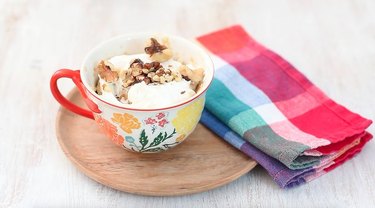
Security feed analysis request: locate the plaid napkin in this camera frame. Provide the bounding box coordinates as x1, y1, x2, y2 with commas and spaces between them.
197, 25, 372, 188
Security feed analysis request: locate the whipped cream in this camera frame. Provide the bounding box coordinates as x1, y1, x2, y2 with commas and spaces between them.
128, 81, 196, 108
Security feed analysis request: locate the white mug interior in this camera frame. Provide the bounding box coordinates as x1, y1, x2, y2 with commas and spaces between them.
80, 33, 214, 110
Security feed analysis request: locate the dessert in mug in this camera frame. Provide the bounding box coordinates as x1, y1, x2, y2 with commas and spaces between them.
94, 37, 205, 108
50, 34, 213, 153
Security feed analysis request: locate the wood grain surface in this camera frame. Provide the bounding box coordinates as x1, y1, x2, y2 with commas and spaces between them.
56, 89, 256, 196
0, 0, 374, 207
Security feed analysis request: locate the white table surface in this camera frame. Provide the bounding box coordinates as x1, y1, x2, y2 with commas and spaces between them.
1, 0, 374, 207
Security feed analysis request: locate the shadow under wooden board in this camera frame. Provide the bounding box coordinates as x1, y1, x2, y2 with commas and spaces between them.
55, 88, 257, 196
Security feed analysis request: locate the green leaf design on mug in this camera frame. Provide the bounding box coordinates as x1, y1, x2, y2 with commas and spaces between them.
139, 130, 149, 150
148, 129, 176, 148
137, 128, 177, 152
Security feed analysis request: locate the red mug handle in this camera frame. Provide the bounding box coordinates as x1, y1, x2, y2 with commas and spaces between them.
50, 69, 101, 120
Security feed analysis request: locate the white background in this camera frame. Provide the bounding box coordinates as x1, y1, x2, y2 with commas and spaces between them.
0, 0, 374, 207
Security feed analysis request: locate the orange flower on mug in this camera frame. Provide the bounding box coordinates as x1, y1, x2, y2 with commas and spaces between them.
94, 114, 124, 146
111, 113, 141, 133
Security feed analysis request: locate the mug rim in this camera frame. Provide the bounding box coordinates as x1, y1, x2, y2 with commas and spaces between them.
80, 33, 214, 112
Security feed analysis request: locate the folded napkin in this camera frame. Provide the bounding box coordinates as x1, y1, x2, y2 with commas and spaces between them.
197, 25, 372, 188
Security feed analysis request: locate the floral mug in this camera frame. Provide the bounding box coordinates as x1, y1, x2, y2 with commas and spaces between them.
50, 34, 214, 153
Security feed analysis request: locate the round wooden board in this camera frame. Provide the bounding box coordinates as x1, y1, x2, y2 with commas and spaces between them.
55, 88, 257, 196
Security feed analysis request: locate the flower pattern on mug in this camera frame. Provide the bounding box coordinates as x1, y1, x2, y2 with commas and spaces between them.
125, 136, 135, 143
155, 112, 165, 120
111, 113, 141, 133
158, 119, 168, 127
94, 114, 124, 146
144, 117, 157, 125
172, 97, 204, 136
143, 112, 169, 132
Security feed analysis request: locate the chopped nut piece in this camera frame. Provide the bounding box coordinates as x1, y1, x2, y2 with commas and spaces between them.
143, 62, 151, 69
95, 81, 102, 95
178, 65, 190, 77
131, 68, 142, 76
173, 71, 183, 81
124, 76, 135, 87
144, 38, 167, 55
165, 69, 172, 75
165, 74, 173, 82
178, 65, 204, 83
142, 68, 149, 74
152, 61, 161, 69
136, 75, 145, 81
144, 61, 161, 71
150, 48, 172, 62
121, 59, 170, 87
155, 68, 165, 76
119, 89, 129, 103
104, 60, 115, 70
189, 68, 204, 83
119, 70, 127, 80
152, 75, 160, 82
159, 76, 166, 83
147, 72, 156, 78
182, 75, 190, 81
119, 97, 127, 103
194, 81, 203, 92
96, 60, 119, 82
175, 75, 182, 81
144, 77, 151, 84
144, 38, 172, 62
130, 58, 144, 68
103, 84, 112, 92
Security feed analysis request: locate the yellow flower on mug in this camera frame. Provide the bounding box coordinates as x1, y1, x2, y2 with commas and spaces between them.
172, 97, 204, 136
111, 113, 141, 133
